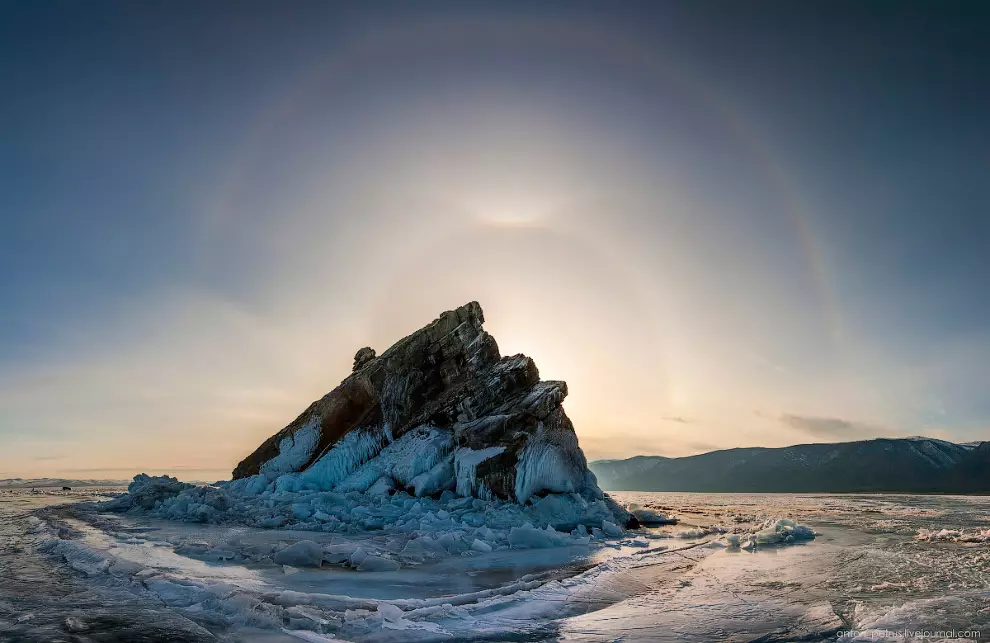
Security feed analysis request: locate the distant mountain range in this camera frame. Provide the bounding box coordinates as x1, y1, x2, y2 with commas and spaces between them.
590, 437, 990, 494
0, 478, 127, 488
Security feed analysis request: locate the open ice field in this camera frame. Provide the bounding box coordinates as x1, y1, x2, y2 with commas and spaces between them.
2, 488, 989, 642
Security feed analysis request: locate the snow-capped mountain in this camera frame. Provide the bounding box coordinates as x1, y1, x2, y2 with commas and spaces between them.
958, 440, 986, 450
590, 438, 990, 493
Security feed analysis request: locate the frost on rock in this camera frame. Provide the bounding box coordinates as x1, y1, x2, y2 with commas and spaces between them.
454, 446, 504, 498
330, 426, 453, 495
105, 302, 635, 538
260, 419, 321, 481
297, 428, 390, 492
514, 418, 589, 504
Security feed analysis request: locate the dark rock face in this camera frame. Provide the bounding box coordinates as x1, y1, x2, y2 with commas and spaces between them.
232, 302, 614, 512
352, 347, 376, 371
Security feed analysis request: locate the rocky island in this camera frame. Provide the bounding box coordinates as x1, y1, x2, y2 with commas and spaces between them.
107, 302, 636, 543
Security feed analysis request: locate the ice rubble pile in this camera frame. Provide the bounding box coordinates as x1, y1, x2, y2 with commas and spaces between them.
106, 302, 634, 538
915, 527, 990, 543
110, 470, 627, 559
676, 525, 723, 539
165, 516, 622, 572
625, 502, 677, 526
722, 518, 816, 549
106, 473, 193, 510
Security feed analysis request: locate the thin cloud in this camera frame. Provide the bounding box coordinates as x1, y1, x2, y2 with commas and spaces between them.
59, 467, 148, 473
61, 466, 228, 474
779, 414, 895, 442
684, 441, 721, 454
662, 416, 691, 424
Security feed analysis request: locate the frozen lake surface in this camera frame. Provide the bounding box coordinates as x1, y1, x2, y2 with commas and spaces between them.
2, 488, 989, 642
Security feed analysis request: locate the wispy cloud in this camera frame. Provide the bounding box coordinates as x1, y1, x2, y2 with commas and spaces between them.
683, 441, 721, 454
61, 466, 228, 474
662, 415, 691, 424
748, 351, 788, 374
779, 414, 896, 442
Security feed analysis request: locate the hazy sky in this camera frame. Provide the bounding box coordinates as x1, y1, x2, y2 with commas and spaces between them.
2, 1, 988, 480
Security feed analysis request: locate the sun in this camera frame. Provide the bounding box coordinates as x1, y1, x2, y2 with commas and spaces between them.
465, 191, 561, 229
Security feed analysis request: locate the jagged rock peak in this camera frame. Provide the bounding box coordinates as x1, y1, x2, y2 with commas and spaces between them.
352, 347, 376, 371
231, 301, 630, 525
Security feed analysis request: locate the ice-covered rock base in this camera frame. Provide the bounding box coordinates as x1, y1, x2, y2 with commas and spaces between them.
105, 472, 627, 557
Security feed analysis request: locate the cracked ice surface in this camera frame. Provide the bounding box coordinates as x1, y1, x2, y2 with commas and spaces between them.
9, 487, 853, 643
20, 490, 990, 642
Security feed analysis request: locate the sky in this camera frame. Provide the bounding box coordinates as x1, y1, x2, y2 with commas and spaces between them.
1, 1, 988, 480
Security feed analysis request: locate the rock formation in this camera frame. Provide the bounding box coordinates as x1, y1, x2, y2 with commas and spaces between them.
233, 302, 632, 524
351, 347, 376, 371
